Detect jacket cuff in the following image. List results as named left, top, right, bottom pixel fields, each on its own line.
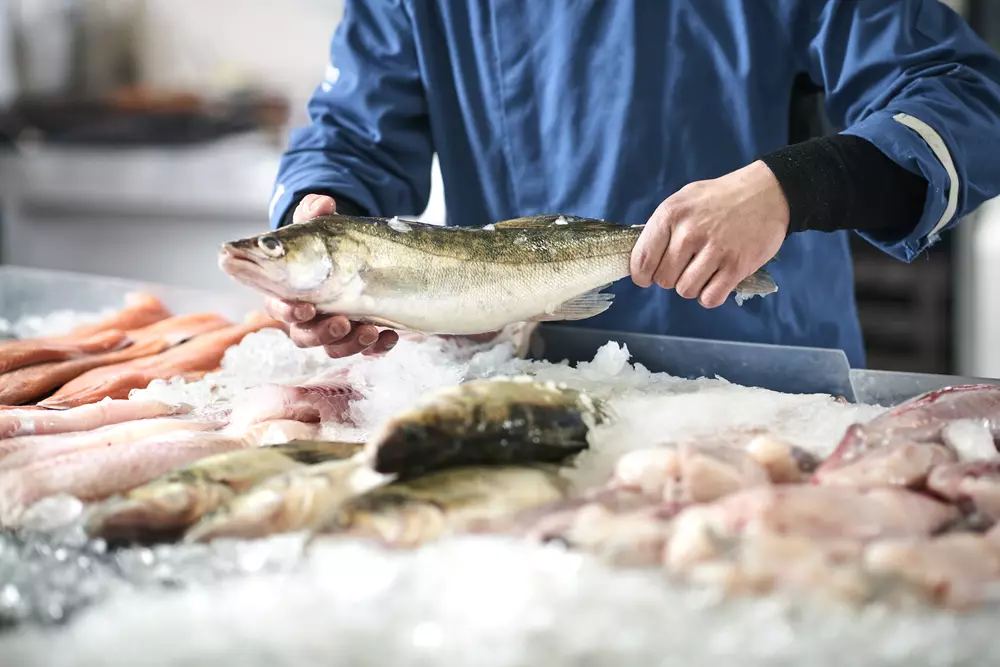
left=760, top=133, right=927, bottom=244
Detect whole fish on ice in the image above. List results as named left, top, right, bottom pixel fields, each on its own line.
left=86, top=439, right=364, bottom=542
left=314, top=464, right=571, bottom=548
left=217, top=213, right=778, bottom=335
left=364, top=376, right=611, bottom=478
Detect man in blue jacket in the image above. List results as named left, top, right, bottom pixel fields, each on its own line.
left=262, top=0, right=1000, bottom=366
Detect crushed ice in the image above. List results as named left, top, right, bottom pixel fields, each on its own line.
left=0, top=306, right=930, bottom=665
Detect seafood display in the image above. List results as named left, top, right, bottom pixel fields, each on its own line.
left=6, top=284, right=1000, bottom=667
left=217, top=213, right=778, bottom=335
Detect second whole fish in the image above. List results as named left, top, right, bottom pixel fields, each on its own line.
left=218, top=213, right=779, bottom=336
left=364, top=376, right=612, bottom=478
left=314, top=464, right=572, bottom=548
left=86, top=439, right=364, bottom=542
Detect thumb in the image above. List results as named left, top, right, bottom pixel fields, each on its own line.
left=292, top=194, right=337, bottom=223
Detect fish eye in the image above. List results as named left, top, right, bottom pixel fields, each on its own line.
left=257, top=235, right=285, bottom=257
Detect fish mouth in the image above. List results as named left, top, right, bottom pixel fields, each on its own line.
left=217, top=245, right=299, bottom=302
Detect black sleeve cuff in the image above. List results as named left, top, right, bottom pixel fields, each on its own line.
left=278, top=191, right=371, bottom=228
left=760, top=134, right=928, bottom=243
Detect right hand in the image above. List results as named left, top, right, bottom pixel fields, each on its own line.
left=263, top=194, right=399, bottom=358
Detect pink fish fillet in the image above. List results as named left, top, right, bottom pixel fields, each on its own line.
left=814, top=384, right=1000, bottom=482
left=0, top=329, right=131, bottom=375
left=0, top=399, right=189, bottom=440
left=0, top=417, right=221, bottom=471
left=227, top=369, right=361, bottom=430
left=0, top=419, right=320, bottom=526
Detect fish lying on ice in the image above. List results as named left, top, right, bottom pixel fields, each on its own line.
left=610, top=442, right=771, bottom=505
left=813, top=384, right=1000, bottom=487
left=226, top=369, right=361, bottom=430
left=183, top=449, right=380, bottom=543
left=0, top=399, right=187, bottom=439
left=313, top=465, right=572, bottom=548
left=0, top=336, right=170, bottom=405
left=0, top=329, right=130, bottom=375
left=86, top=439, right=364, bottom=542
left=217, top=213, right=778, bottom=336
left=56, top=292, right=172, bottom=337
left=37, top=312, right=284, bottom=409
left=0, top=417, right=221, bottom=471
left=364, top=376, right=611, bottom=478
left=0, top=419, right=318, bottom=527
left=664, top=484, right=960, bottom=573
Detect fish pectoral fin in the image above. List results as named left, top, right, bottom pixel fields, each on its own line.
left=528, top=287, right=615, bottom=322
left=733, top=268, right=778, bottom=295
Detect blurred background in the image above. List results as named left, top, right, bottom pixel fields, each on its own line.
left=0, top=0, right=996, bottom=378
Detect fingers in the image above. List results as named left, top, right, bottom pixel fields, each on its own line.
left=323, top=323, right=384, bottom=358
left=362, top=329, right=400, bottom=357
left=699, top=268, right=742, bottom=309
left=674, top=250, right=719, bottom=300
left=292, top=194, right=337, bottom=223
left=264, top=297, right=315, bottom=324
left=651, top=229, right=696, bottom=291
left=288, top=315, right=352, bottom=348
left=630, top=204, right=674, bottom=287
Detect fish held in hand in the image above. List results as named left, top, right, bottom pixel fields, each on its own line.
left=86, top=439, right=364, bottom=542
left=218, top=213, right=778, bottom=335
left=365, top=376, right=611, bottom=478
left=315, top=465, right=571, bottom=548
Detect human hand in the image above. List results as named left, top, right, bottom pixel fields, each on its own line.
left=262, top=193, right=398, bottom=358
left=630, top=160, right=789, bottom=308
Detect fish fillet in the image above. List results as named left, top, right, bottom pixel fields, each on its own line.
left=0, top=419, right=317, bottom=527
left=0, top=329, right=130, bottom=375
left=62, top=292, right=171, bottom=338
left=36, top=312, right=284, bottom=409
left=0, top=417, right=220, bottom=471
left=0, top=399, right=187, bottom=439
left=227, top=371, right=360, bottom=430
left=0, top=336, right=171, bottom=406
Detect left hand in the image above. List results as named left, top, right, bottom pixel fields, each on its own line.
left=630, top=160, right=790, bottom=309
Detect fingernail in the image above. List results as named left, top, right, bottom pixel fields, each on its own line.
left=383, top=340, right=396, bottom=351
left=329, top=322, right=350, bottom=339
left=308, top=196, right=325, bottom=214
left=292, top=305, right=313, bottom=321
left=358, top=332, right=377, bottom=346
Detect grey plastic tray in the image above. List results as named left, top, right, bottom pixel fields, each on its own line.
left=3, top=264, right=992, bottom=406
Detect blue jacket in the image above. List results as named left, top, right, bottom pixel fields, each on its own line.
left=269, top=0, right=1000, bottom=368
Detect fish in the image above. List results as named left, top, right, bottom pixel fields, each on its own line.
left=226, top=370, right=361, bottom=430
left=58, top=292, right=171, bottom=337
left=313, top=465, right=572, bottom=548
left=926, top=460, right=1000, bottom=522
left=85, top=439, right=364, bottom=542
left=217, top=213, right=779, bottom=336
left=664, top=484, right=960, bottom=575
left=863, top=533, right=1000, bottom=611
left=813, top=384, right=1000, bottom=486
left=183, top=449, right=381, bottom=543
left=0, top=420, right=318, bottom=527
left=35, top=312, right=284, bottom=409
left=0, top=336, right=172, bottom=406
left=0, top=417, right=221, bottom=471
left=363, top=376, right=611, bottom=478
left=0, top=399, right=188, bottom=439
left=610, top=442, right=771, bottom=504
left=0, top=329, right=130, bottom=375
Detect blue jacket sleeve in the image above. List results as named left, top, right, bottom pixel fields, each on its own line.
left=268, top=0, right=433, bottom=229
left=784, top=0, right=1000, bottom=261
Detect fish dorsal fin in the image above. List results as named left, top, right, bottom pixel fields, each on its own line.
left=491, top=214, right=619, bottom=231
left=527, top=285, right=615, bottom=322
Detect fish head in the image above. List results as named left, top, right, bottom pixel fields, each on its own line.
left=218, top=221, right=368, bottom=304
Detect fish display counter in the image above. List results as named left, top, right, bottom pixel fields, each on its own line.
left=2, top=264, right=1000, bottom=667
